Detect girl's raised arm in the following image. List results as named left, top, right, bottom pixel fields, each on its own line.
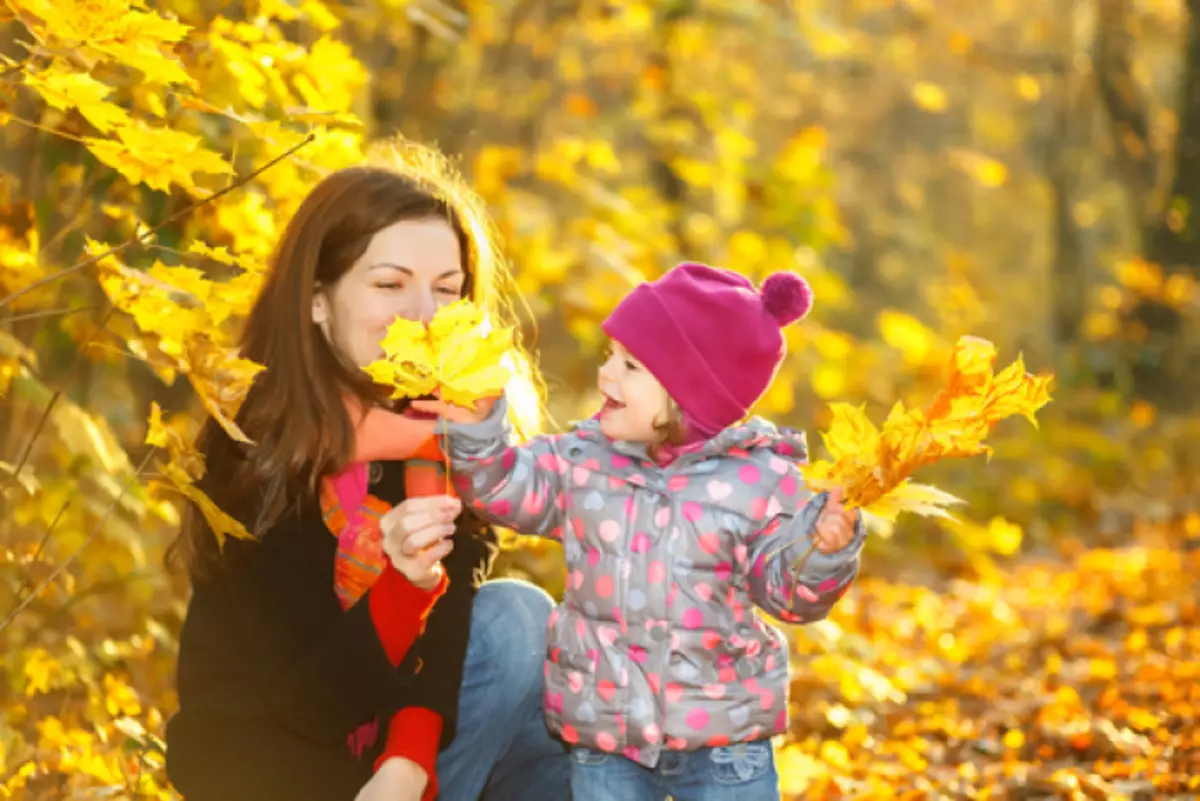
left=444, top=395, right=571, bottom=540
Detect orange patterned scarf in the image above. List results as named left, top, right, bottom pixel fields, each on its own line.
left=320, top=401, right=456, bottom=609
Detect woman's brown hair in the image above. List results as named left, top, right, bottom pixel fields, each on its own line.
left=168, top=140, right=543, bottom=578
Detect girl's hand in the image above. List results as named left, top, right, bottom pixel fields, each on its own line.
left=410, top=394, right=498, bottom=425
left=813, top=488, right=858, bottom=554
left=379, top=495, right=461, bottom=590
left=354, top=757, right=428, bottom=801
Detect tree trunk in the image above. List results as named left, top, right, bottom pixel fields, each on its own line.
left=1097, top=0, right=1200, bottom=408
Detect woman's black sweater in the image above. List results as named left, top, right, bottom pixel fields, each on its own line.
left=165, top=459, right=496, bottom=801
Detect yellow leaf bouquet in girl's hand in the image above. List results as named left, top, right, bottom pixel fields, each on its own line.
left=801, top=336, right=1054, bottom=525
left=363, top=299, right=515, bottom=408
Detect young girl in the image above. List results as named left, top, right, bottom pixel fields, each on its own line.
left=415, top=262, right=865, bottom=801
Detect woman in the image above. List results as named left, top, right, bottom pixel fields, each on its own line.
left=164, top=143, right=569, bottom=801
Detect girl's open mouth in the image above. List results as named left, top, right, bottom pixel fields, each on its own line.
left=600, top=393, right=625, bottom=414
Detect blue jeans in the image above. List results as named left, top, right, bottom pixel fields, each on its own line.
left=436, top=580, right=571, bottom=801
left=570, top=742, right=779, bottom=801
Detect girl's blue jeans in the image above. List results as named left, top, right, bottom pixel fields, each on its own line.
left=570, top=740, right=780, bottom=801
left=435, top=580, right=571, bottom=800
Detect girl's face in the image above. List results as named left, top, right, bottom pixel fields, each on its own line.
left=312, top=217, right=465, bottom=368
left=597, top=340, right=672, bottom=443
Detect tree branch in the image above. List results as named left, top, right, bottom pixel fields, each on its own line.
left=0, top=133, right=314, bottom=311
left=0, top=447, right=156, bottom=639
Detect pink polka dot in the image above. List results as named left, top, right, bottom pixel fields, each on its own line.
left=561, top=724, right=579, bottom=744
left=749, top=497, right=767, bottom=519
left=647, top=561, right=666, bottom=583
left=587, top=547, right=601, bottom=568
left=595, top=574, right=614, bottom=598
left=703, top=683, right=726, bottom=700
left=631, top=532, right=651, bottom=553
left=654, top=507, right=671, bottom=526
left=695, top=583, right=713, bottom=601
left=685, top=708, right=710, bottom=731
left=595, top=731, right=617, bottom=752
left=599, top=520, right=621, bottom=542
left=682, top=502, right=704, bottom=522
left=623, top=746, right=641, bottom=762
left=612, top=454, right=632, bottom=469
left=779, top=474, right=797, bottom=495
left=629, top=645, right=648, bottom=664
left=738, top=464, right=761, bottom=484
left=643, top=723, right=661, bottom=743
left=522, top=491, right=545, bottom=515
left=489, top=499, right=511, bottom=517
left=759, top=689, right=775, bottom=710
left=501, top=448, right=517, bottom=469
left=698, top=533, right=721, bottom=554
left=775, top=709, right=788, bottom=730
left=681, top=608, right=704, bottom=629
left=819, top=577, right=840, bottom=592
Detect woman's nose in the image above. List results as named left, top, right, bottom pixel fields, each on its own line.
left=415, top=287, right=437, bottom=324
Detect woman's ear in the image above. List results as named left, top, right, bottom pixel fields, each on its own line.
left=312, top=287, right=329, bottom=326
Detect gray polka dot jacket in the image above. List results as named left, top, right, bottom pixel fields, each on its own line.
left=445, top=397, right=865, bottom=768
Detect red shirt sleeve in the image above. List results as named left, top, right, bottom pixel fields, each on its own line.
left=374, top=707, right=444, bottom=801
left=367, top=565, right=448, bottom=665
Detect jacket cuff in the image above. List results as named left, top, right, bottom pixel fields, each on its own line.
left=375, top=707, right=443, bottom=801
left=368, top=565, right=448, bottom=666
left=443, top=395, right=511, bottom=457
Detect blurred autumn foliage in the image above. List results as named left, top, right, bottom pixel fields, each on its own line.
left=1, top=0, right=1198, bottom=798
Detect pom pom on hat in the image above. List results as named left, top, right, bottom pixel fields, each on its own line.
left=761, top=271, right=813, bottom=326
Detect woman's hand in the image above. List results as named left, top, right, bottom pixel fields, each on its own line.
left=410, top=394, right=498, bottom=425
left=812, top=488, right=859, bottom=554
left=353, top=756, right=428, bottom=801
left=380, top=495, right=461, bottom=590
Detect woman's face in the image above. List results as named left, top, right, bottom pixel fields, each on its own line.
left=313, top=217, right=465, bottom=368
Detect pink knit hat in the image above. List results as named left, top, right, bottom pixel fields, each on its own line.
left=601, top=262, right=813, bottom=437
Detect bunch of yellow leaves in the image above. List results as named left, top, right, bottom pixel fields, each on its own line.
left=802, top=336, right=1054, bottom=523
left=363, top=299, right=514, bottom=408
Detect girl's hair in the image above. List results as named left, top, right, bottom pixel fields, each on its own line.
left=650, top=397, right=688, bottom=459
left=167, top=138, right=544, bottom=578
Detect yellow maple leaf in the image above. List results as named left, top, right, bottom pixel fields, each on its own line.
left=84, top=120, right=233, bottom=194
left=160, top=463, right=253, bottom=549
left=23, top=60, right=131, bottom=132
left=365, top=299, right=514, bottom=408
left=147, top=402, right=252, bottom=549
left=802, top=335, right=1053, bottom=520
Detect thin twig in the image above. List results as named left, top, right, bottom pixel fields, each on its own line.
left=0, top=133, right=315, bottom=311
left=0, top=305, right=100, bottom=324
left=0, top=447, right=157, bottom=638
left=2, top=304, right=114, bottom=492
left=12, top=498, right=72, bottom=605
